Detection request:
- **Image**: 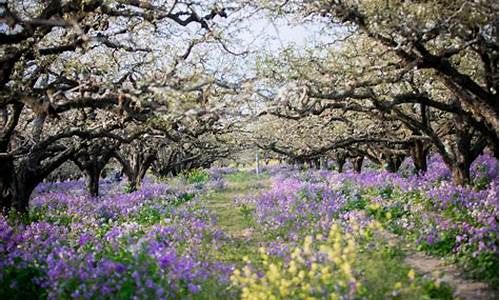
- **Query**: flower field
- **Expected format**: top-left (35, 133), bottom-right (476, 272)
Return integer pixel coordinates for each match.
top-left (1, 156), bottom-right (498, 299)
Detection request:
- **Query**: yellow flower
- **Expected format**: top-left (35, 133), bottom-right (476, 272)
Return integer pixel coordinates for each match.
top-left (288, 261), bottom-right (297, 274)
top-left (279, 279), bottom-right (290, 296)
top-left (279, 286), bottom-right (289, 297)
top-left (408, 269), bottom-right (415, 281)
top-left (292, 248), bottom-right (302, 259)
top-left (320, 266), bottom-right (331, 282)
top-left (341, 262), bottom-right (352, 275)
top-left (301, 283), bottom-right (311, 292)
top-left (311, 262), bottom-right (318, 272)
top-left (298, 270), bottom-right (305, 280)
top-left (304, 235), bottom-right (313, 255)
top-left (267, 263), bottom-right (280, 281)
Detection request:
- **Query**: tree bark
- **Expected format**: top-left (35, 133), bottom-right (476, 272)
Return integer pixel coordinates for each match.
top-left (383, 154), bottom-right (406, 173)
top-left (335, 153), bottom-right (347, 173)
top-left (451, 164), bottom-right (471, 186)
top-left (73, 145), bottom-right (115, 197)
top-left (351, 156), bottom-right (364, 173)
top-left (319, 157), bottom-right (327, 169)
top-left (0, 158), bottom-right (16, 212)
top-left (85, 168), bottom-right (101, 197)
top-left (12, 172), bottom-right (38, 214)
top-left (1, 147), bottom-right (74, 213)
top-left (313, 158), bottom-right (321, 170)
top-left (410, 140), bottom-right (429, 173)
top-left (336, 156), bottom-right (346, 173)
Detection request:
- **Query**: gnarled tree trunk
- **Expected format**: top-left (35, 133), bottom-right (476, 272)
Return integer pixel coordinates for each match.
top-left (410, 140), bottom-right (429, 174)
top-left (351, 156), bottom-right (364, 173)
top-left (72, 145), bottom-right (115, 197)
top-left (114, 149), bottom-right (157, 193)
top-left (1, 148), bottom-right (74, 213)
top-left (84, 166), bottom-right (101, 197)
top-left (335, 152), bottom-right (347, 173)
top-left (451, 164), bottom-right (471, 186)
top-left (383, 153), bottom-right (406, 173)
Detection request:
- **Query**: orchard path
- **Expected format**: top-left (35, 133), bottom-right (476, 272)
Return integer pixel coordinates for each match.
top-left (201, 171), bottom-right (271, 266)
top-left (201, 171), bottom-right (497, 299)
top-left (381, 230), bottom-right (497, 300)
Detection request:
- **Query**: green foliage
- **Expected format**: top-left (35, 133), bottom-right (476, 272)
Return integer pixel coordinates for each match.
top-left (239, 204), bottom-right (255, 224)
top-left (460, 250), bottom-right (499, 287)
top-left (417, 231), bottom-right (458, 256)
top-left (422, 281), bottom-right (454, 300)
top-left (29, 203), bottom-right (75, 226)
top-left (473, 164), bottom-right (491, 191)
top-left (225, 171), bottom-right (266, 183)
top-left (380, 185), bottom-right (394, 199)
top-left (123, 183), bottom-right (137, 193)
top-left (355, 231), bottom-right (453, 300)
top-left (133, 205), bottom-right (163, 225)
top-left (182, 168), bottom-right (210, 184)
top-left (342, 194), bottom-right (368, 211)
top-left (367, 201), bottom-right (409, 234)
top-left (0, 264), bottom-right (46, 300)
top-left (6, 209), bottom-right (32, 226)
top-left (172, 192), bottom-right (195, 206)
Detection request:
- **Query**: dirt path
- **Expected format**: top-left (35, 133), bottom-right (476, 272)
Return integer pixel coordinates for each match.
top-left (202, 174), bottom-right (497, 299)
top-left (382, 231), bottom-right (497, 300)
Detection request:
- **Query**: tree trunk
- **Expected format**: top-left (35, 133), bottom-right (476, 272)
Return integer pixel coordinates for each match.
top-left (85, 168), bottom-right (100, 197)
top-left (336, 157), bottom-right (346, 173)
top-left (131, 163), bottom-right (150, 192)
top-left (450, 100), bottom-right (473, 186)
top-left (0, 160), bottom-right (43, 214)
top-left (0, 159), bottom-right (15, 212)
top-left (394, 156), bottom-right (405, 172)
top-left (384, 154), bottom-right (405, 173)
top-left (128, 179), bottom-right (138, 192)
top-left (411, 141), bottom-right (428, 173)
top-left (313, 159), bottom-right (321, 170)
top-left (12, 178), bottom-right (37, 214)
top-left (351, 156), bottom-right (364, 173)
top-left (319, 157), bottom-right (327, 169)
top-left (384, 160), bottom-right (396, 173)
top-left (255, 151), bottom-right (260, 175)
top-left (451, 164), bottom-right (471, 186)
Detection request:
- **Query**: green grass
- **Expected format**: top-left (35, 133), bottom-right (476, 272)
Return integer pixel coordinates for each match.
top-left (224, 171), bottom-right (268, 184)
top-left (356, 242), bottom-right (453, 300)
top-left (200, 171), bottom-right (270, 267)
top-left (194, 170), bottom-right (460, 299)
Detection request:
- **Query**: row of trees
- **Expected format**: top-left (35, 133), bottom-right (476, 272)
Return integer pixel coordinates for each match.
top-left (0, 0), bottom-right (246, 212)
top-left (1, 0), bottom-right (498, 212)
top-left (247, 0), bottom-right (498, 185)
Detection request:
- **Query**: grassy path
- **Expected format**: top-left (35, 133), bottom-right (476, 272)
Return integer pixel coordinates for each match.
top-left (201, 172), bottom-right (270, 266)
top-left (199, 172), bottom-right (496, 300)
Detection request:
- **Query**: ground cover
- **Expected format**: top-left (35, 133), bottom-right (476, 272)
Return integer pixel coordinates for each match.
top-left (0, 156), bottom-right (497, 299)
